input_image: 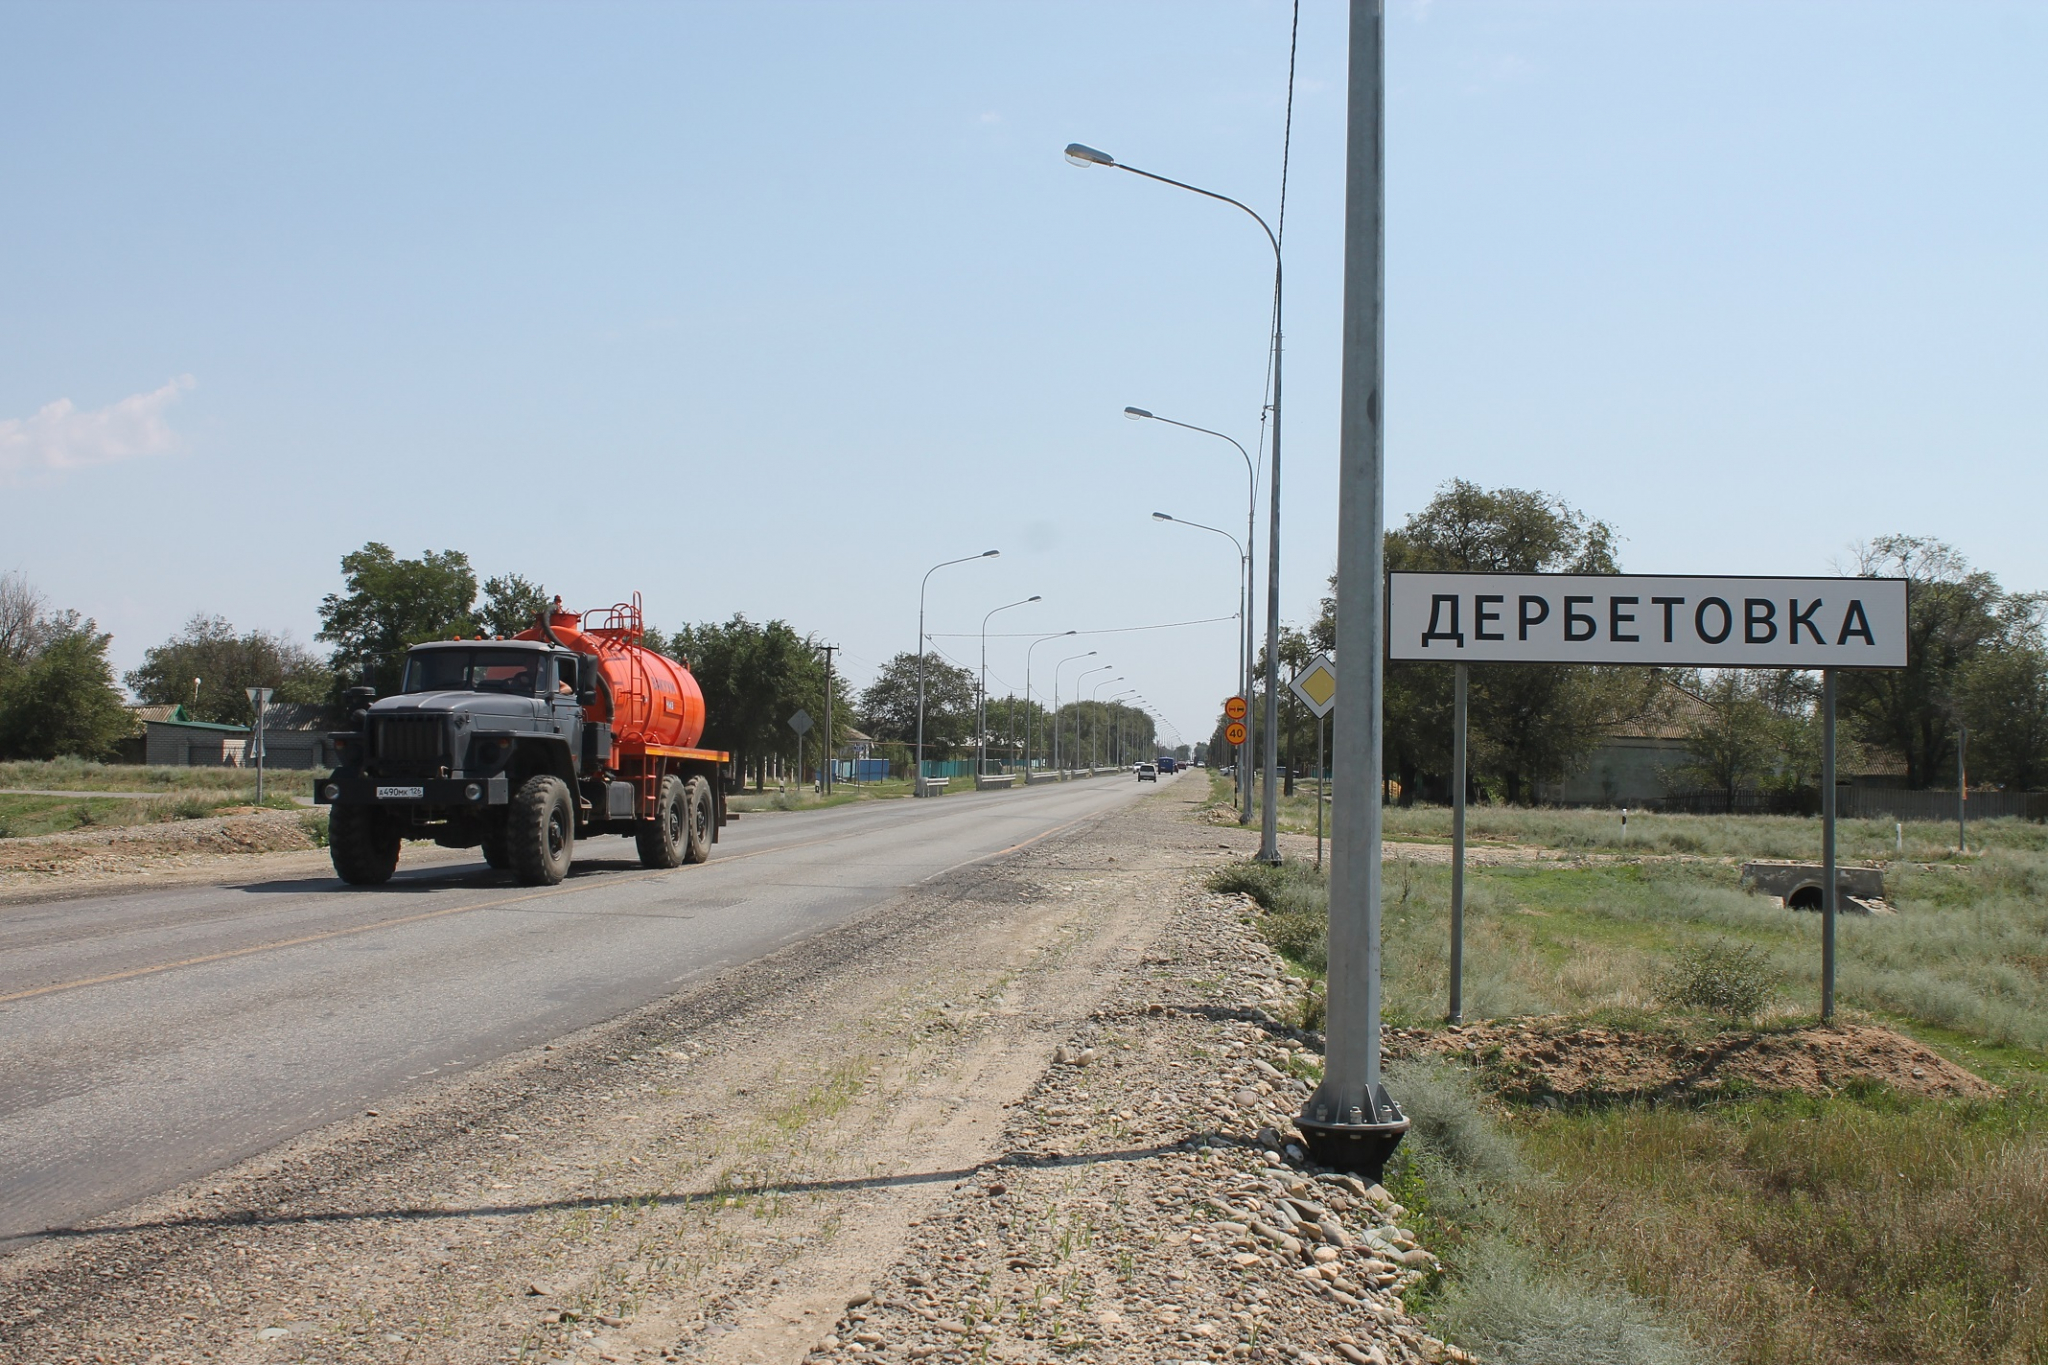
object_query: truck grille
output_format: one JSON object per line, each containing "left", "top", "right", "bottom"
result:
{"left": 373, "top": 716, "right": 446, "bottom": 764}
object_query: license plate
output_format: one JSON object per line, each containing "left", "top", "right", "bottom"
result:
{"left": 375, "top": 786, "right": 425, "bottom": 800}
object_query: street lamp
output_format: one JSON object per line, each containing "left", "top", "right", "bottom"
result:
{"left": 1069, "top": 142, "right": 1286, "bottom": 863}
{"left": 1106, "top": 689, "right": 1139, "bottom": 767}
{"left": 1076, "top": 665, "right": 1114, "bottom": 773}
{"left": 1152, "top": 510, "right": 1252, "bottom": 823}
{"left": 1091, "top": 676, "right": 1126, "bottom": 769}
{"left": 1053, "top": 650, "right": 1098, "bottom": 776}
{"left": 979, "top": 595, "right": 1041, "bottom": 776}
{"left": 1134, "top": 409, "right": 1259, "bottom": 820}
{"left": 917, "top": 550, "right": 999, "bottom": 796}
{"left": 1026, "top": 631, "right": 1078, "bottom": 779}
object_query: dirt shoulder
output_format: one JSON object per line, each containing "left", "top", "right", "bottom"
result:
{"left": 0, "top": 779, "right": 1459, "bottom": 1365}
{"left": 0, "top": 809, "right": 477, "bottom": 905}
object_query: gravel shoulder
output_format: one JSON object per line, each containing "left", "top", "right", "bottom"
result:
{"left": 0, "top": 779, "right": 1457, "bottom": 1365}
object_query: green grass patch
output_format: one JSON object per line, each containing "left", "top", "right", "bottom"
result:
{"left": 1198, "top": 801, "right": 2048, "bottom": 1363}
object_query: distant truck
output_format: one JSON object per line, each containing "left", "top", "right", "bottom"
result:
{"left": 1155, "top": 756, "right": 1178, "bottom": 773}
{"left": 315, "top": 595, "right": 730, "bottom": 887}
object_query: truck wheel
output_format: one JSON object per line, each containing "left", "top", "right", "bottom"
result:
{"left": 479, "top": 817, "right": 511, "bottom": 871}
{"left": 636, "top": 775, "right": 686, "bottom": 869}
{"left": 330, "top": 805, "right": 402, "bottom": 886}
{"left": 682, "top": 776, "right": 714, "bottom": 864}
{"left": 507, "top": 775, "right": 575, "bottom": 886}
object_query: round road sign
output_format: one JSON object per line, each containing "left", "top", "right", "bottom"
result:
{"left": 1224, "top": 695, "right": 1248, "bottom": 721}
{"left": 1225, "top": 721, "right": 1248, "bottom": 745}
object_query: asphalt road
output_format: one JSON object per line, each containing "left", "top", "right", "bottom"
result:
{"left": 0, "top": 776, "right": 1158, "bottom": 1245}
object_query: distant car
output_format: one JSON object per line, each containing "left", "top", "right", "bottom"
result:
{"left": 1136, "top": 762, "right": 1158, "bottom": 781}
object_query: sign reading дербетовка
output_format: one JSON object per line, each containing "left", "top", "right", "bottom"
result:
{"left": 1387, "top": 573, "right": 1908, "bottom": 669}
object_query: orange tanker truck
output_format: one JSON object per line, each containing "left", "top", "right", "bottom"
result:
{"left": 314, "top": 595, "right": 730, "bottom": 886}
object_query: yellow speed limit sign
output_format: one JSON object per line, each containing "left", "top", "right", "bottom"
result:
{"left": 1224, "top": 695, "right": 1248, "bottom": 720}
{"left": 1225, "top": 720, "right": 1248, "bottom": 745}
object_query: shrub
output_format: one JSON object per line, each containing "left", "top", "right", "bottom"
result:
{"left": 1656, "top": 939, "right": 1776, "bottom": 1019}
{"left": 1387, "top": 1056, "right": 1523, "bottom": 1186}
{"left": 301, "top": 811, "right": 330, "bottom": 848}
{"left": 1433, "top": 1238, "right": 1705, "bottom": 1365}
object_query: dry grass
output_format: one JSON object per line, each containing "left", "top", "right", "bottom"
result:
{"left": 1204, "top": 801, "right": 2048, "bottom": 1365}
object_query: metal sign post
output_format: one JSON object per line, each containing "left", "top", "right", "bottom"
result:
{"left": 1449, "top": 663, "right": 1466, "bottom": 1024}
{"left": 1822, "top": 670, "right": 1837, "bottom": 1020}
{"left": 788, "top": 709, "right": 813, "bottom": 795}
{"left": 1287, "top": 655, "right": 1338, "bottom": 870}
{"left": 245, "top": 687, "right": 273, "bottom": 805}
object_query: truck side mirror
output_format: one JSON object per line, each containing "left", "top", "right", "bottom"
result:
{"left": 577, "top": 655, "right": 599, "bottom": 706}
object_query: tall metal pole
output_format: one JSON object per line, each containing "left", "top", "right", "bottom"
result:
{"left": 1299, "top": 0, "right": 1406, "bottom": 1176}
{"left": 821, "top": 644, "right": 836, "bottom": 794}
{"left": 1130, "top": 412, "right": 1257, "bottom": 826}
{"left": 1052, "top": 650, "right": 1095, "bottom": 777}
{"left": 1823, "top": 669, "right": 1837, "bottom": 1021}
{"left": 979, "top": 595, "right": 1039, "bottom": 777}
{"left": 915, "top": 551, "right": 998, "bottom": 796}
{"left": 1025, "top": 631, "right": 1076, "bottom": 781}
{"left": 1958, "top": 722, "right": 1968, "bottom": 853}
{"left": 1450, "top": 663, "right": 1467, "bottom": 1024}
{"left": 1076, "top": 664, "right": 1112, "bottom": 775}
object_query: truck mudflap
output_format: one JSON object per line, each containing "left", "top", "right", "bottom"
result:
{"left": 314, "top": 775, "right": 511, "bottom": 807}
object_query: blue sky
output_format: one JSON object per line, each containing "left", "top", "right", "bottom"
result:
{"left": 4, "top": 1, "right": 2043, "bottom": 744}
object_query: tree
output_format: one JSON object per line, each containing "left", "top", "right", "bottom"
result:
{"left": 317, "top": 544, "right": 479, "bottom": 695}
{"left": 479, "top": 573, "right": 551, "bottom": 638}
{"left": 126, "top": 615, "right": 332, "bottom": 723}
{"left": 0, "top": 624, "right": 130, "bottom": 760}
{"left": 858, "top": 652, "right": 976, "bottom": 752}
{"left": 1326, "top": 480, "right": 1654, "bottom": 803}
{"left": 1669, "top": 672, "right": 1787, "bottom": 807}
{"left": 1959, "top": 641, "right": 2048, "bottom": 791}
{"left": 0, "top": 571, "right": 59, "bottom": 667}
{"left": 1836, "top": 536, "right": 2027, "bottom": 788}
{"left": 669, "top": 615, "right": 835, "bottom": 787}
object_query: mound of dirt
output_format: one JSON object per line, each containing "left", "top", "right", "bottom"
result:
{"left": 0, "top": 807, "right": 325, "bottom": 881}
{"left": 1389, "top": 1017, "right": 1996, "bottom": 1103}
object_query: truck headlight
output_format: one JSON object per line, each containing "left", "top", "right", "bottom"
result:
{"left": 323, "top": 783, "right": 340, "bottom": 801}
{"left": 465, "top": 783, "right": 483, "bottom": 801}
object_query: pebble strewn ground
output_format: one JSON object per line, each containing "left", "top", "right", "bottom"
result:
{"left": 755, "top": 884, "right": 1467, "bottom": 1365}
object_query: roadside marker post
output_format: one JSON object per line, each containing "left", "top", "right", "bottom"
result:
{"left": 1388, "top": 571, "right": 1909, "bottom": 1025}
{"left": 245, "top": 687, "right": 273, "bottom": 806}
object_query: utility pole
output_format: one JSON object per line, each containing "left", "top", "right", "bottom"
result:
{"left": 1298, "top": 0, "right": 1407, "bottom": 1178}
{"left": 821, "top": 644, "right": 837, "bottom": 794}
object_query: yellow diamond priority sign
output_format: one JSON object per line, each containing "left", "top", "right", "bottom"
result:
{"left": 1289, "top": 653, "right": 1338, "bottom": 719}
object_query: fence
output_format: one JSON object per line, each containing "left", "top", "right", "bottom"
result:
{"left": 1839, "top": 786, "right": 2048, "bottom": 823}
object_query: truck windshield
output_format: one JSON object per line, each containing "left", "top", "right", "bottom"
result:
{"left": 402, "top": 649, "right": 543, "bottom": 695}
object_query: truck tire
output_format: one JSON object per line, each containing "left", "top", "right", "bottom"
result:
{"left": 330, "top": 805, "right": 402, "bottom": 886}
{"left": 682, "top": 776, "right": 714, "bottom": 864}
{"left": 636, "top": 775, "right": 686, "bottom": 869}
{"left": 479, "top": 816, "right": 511, "bottom": 871}
{"left": 507, "top": 775, "right": 575, "bottom": 886}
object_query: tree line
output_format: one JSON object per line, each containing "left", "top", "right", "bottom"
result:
{"left": 1213, "top": 481, "right": 2048, "bottom": 803}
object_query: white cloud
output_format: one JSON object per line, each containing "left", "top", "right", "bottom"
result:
{"left": 0, "top": 375, "right": 195, "bottom": 483}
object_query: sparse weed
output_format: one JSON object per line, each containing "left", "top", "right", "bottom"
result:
{"left": 1657, "top": 939, "right": 1776, "bottom": 1019}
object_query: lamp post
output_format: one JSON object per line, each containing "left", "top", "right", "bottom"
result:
{"left": 1076, "top": 665, "right": 1114, "bottom": 772}
{"left": 917, "top": 550, "right": 999, "bottom": 796}
{"left": 1069, "top": 142, "right": 1285, "bottom": 864}
{"left": 1109, "top": 690, "right": 1138, "bottom": 766}
{"left": 1053, "top": 650, "right": 1097, "bottom": 776}
{"left": 1152, "top": 510, "right": 1252, "bottom": 822}
{"left": 1026, "top": 631, "right": 1078, "bottom": 779}
{"left": 978, "top": 595, "right": 1041, "bottom": 776}
{"left": 1131, "top": 409, "right": 1258, "bottom": 818}
{"left": 1091, "top": 677, "right": 1126, "bottom": 769}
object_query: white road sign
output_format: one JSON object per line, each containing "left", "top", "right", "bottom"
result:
{"left": 1388, "top": 573, "right": 1908, "bottom": 669}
